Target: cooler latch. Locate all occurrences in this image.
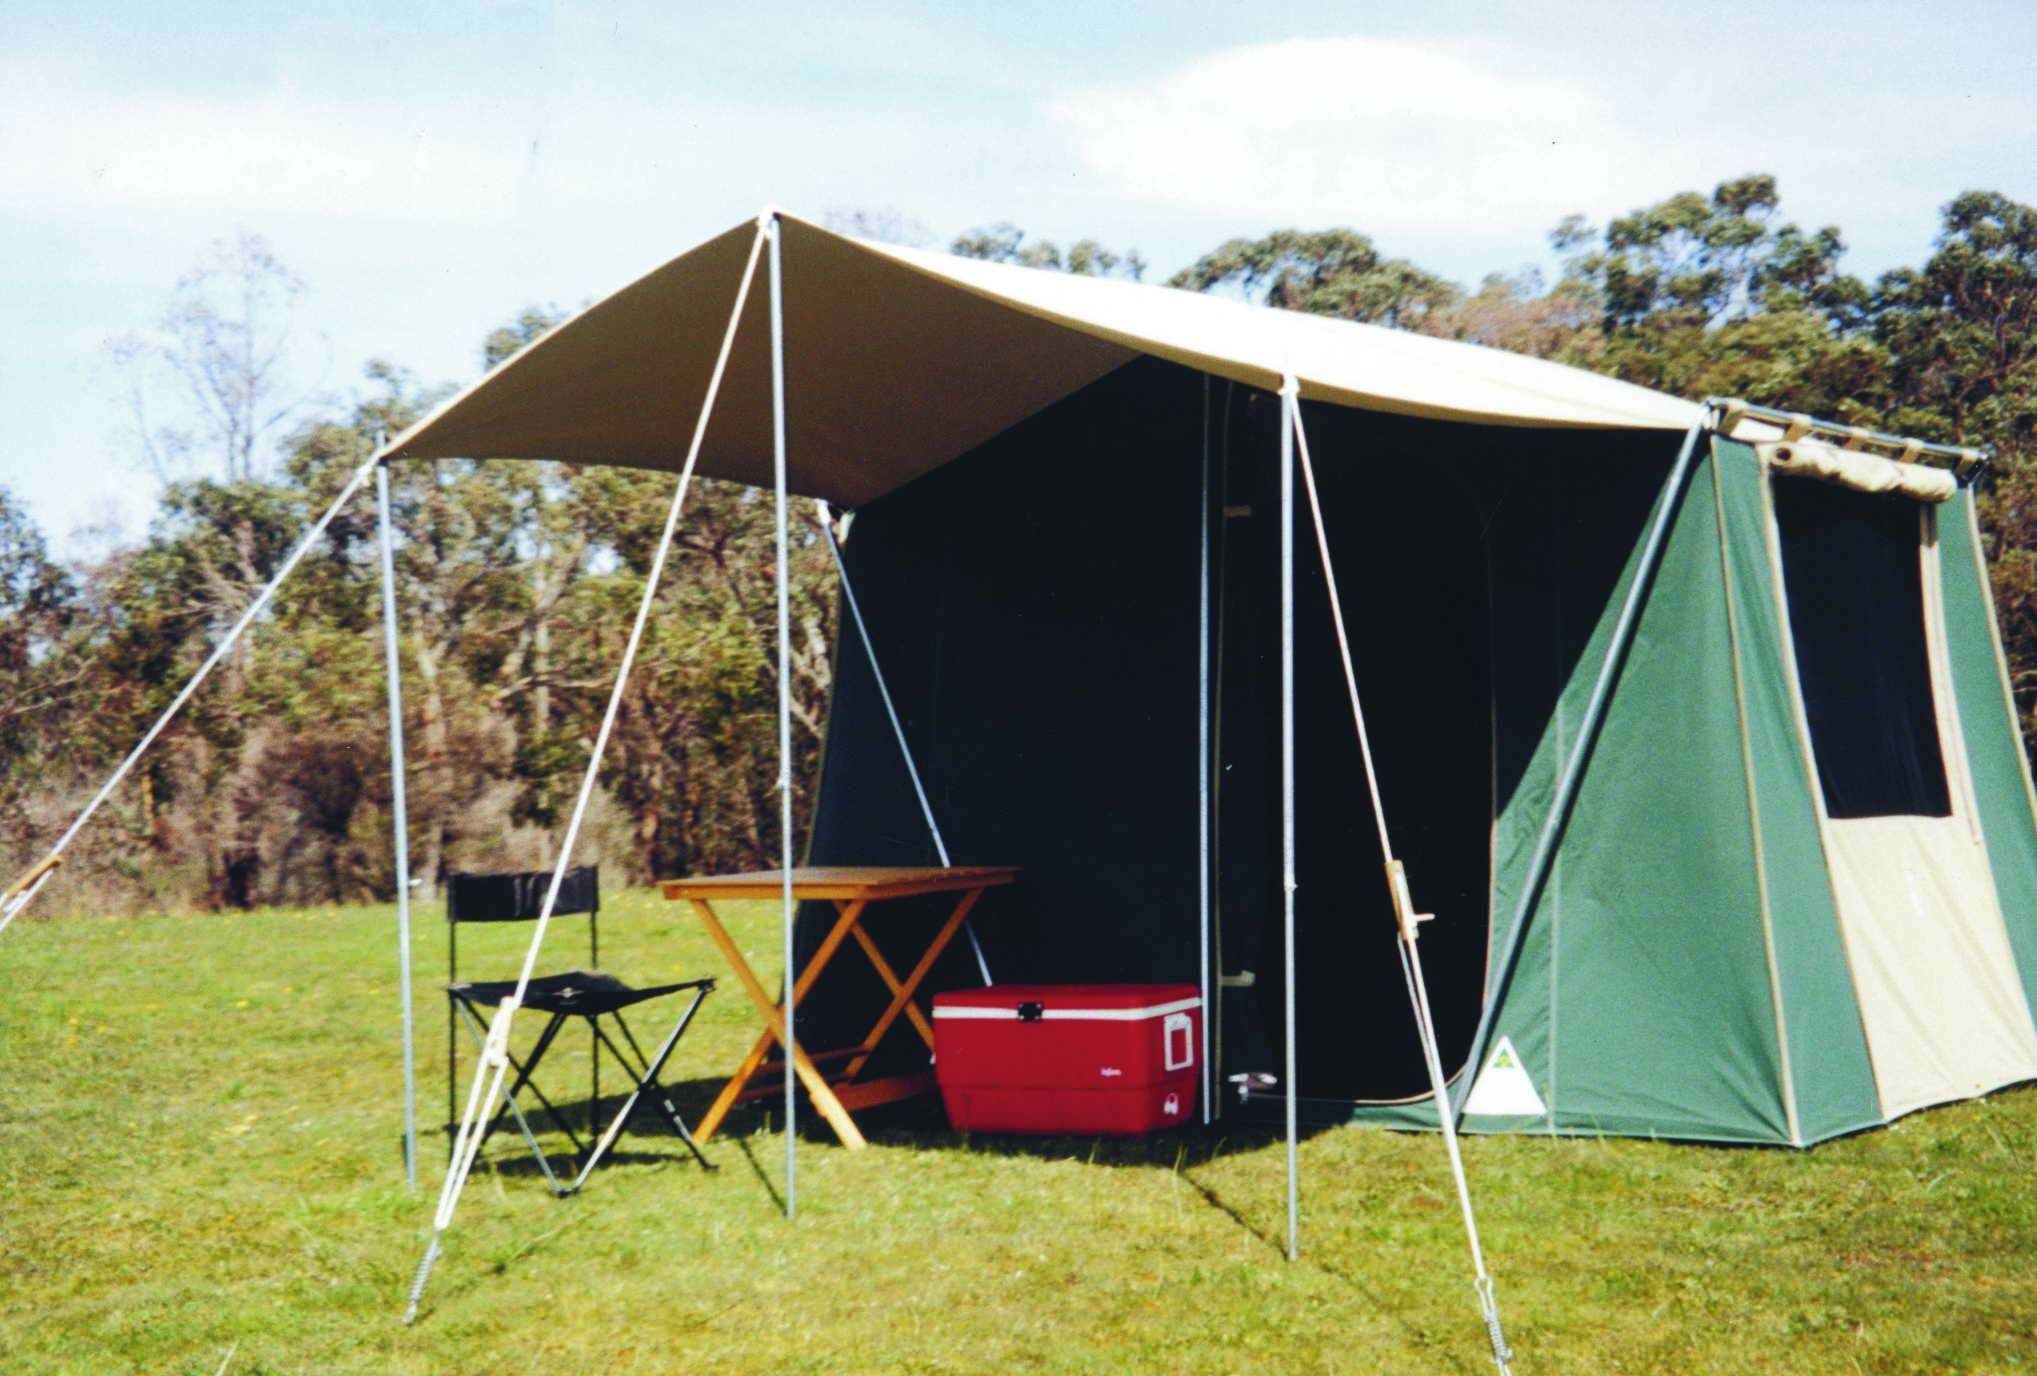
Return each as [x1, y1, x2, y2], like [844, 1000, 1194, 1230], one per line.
[1164, 1012, 1195, 1070]
[1017, 1000, 1045, 1023]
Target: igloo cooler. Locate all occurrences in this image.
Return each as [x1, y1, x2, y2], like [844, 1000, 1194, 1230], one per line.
[932, 983, 1201, 1134]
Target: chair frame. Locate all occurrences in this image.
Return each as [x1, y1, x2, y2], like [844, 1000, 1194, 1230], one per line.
[444, 866, 715, 1193]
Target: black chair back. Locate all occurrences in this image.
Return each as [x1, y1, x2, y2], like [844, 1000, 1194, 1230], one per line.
[446, 866, 600, 924]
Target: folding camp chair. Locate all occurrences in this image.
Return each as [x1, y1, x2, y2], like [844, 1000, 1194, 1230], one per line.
[445, 866, 715, 1195]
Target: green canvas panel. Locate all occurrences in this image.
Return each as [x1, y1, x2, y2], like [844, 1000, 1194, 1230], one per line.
[1937, 491, 2037, 1015]
[1711, 438, 1883, 1144]
[1504, 447, 1789, 1142]
[1469, 447, 1680, 1132]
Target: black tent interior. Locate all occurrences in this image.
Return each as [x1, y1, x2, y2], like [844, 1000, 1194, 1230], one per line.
[793, 356, 1684, 1113]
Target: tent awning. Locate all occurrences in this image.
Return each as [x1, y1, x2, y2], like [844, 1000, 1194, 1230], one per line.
[385, 212, 1703, 508]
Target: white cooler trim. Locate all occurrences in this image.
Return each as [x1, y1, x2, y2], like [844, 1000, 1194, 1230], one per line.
[933, 997, 1203, 1022]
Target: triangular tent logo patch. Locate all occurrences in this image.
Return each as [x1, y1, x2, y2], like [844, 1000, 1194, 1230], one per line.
[1462, 1035, 1546, 1117]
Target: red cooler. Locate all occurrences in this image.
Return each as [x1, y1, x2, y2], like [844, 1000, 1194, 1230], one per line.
[932, 984, 1201, 1134]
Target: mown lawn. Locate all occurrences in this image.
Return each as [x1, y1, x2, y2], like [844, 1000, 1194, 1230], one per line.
[2, 890, 2035, 1374]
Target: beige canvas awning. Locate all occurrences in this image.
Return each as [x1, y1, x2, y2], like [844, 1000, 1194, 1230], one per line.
[385, 212, 1702, 508]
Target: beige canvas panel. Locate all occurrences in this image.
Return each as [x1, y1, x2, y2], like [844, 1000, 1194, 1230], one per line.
[385, 213, 1700, 506]
[1821, 818, 2037, 1117]
[856, 236, 1701, 431]
[1811, 507, 2037, 1120]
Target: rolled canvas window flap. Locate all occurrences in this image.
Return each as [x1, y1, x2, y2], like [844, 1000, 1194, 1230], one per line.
[1758, 439, 1957, 504]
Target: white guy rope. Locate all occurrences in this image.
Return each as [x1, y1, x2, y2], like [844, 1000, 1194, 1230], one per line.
[403, 217, 770, 1321]
[1290, 401, 1513, 1373]
[1, 453, 380, 934]
[817, 501, 992, 985]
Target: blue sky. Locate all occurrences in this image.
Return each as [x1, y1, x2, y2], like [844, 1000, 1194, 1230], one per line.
[6, 0, 2035, 554]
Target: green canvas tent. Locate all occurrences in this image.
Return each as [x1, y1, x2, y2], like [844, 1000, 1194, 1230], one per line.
[371, 214, 2037, 1150]
[20, 213, 2036, 1336]
[787, 362, 2037, 1148]
[22, 215, 2033, 1165]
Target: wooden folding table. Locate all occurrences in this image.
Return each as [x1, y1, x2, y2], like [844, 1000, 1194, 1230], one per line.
[660, 865, 1017, 1150]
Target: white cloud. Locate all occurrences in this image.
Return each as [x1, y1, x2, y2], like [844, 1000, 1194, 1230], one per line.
[0, 60, 527, 225]
[0, 55, 969, 236]
[1046, 38, 1691, 250]
[1044, 34, 2037, 277]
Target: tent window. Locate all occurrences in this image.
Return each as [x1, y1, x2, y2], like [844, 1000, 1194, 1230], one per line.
[1774, 479, 1951, 819]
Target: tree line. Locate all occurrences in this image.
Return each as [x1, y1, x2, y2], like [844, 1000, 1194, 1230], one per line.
[4, 175, 2033, 916]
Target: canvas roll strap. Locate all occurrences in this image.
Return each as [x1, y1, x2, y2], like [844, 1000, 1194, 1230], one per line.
[1757, 438, 1956, 503]
[1289, 396, 1513, 1375]
[403, 216, 770, 1322]
[1713, 395, 1988, 485]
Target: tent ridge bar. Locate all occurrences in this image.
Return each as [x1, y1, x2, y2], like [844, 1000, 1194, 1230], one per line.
[1709, 396, 1991, 483]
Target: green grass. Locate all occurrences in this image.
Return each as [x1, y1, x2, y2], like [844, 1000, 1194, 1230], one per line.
[4, 892, 2037, 1374]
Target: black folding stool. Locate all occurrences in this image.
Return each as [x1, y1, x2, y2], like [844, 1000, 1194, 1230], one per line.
[444, 866, 716, 1195]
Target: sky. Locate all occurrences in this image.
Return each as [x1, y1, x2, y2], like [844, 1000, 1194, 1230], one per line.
[5, 0, 2035, 556]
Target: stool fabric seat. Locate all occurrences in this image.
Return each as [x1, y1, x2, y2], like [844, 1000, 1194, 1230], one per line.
[443, 866, 716, 1195]
[450, 971, 701, 1019]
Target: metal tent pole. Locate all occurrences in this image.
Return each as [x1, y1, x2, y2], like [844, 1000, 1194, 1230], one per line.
[1198, 375, 1214, 1124]
[1279, 375, 1299, 1261]
[1451, 414, 1710, 1128]
[377, 460, 419, 1194]
[767, 212, 798, 1220]
[404, 220, 770, 1322]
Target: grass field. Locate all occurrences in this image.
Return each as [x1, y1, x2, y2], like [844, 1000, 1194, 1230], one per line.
[3, 891, 2036, 1374]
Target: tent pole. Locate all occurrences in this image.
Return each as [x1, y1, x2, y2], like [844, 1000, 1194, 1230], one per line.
[767, 211, 797, 1220]
[1451, 414, 1711, 1129]
[1279, 375, 1299, 1261]
[1198, 375, 1214, 1124]
[377, 459, 419, 1194]
[1, 452, 380, 935]
[404, 220, 771, 1322]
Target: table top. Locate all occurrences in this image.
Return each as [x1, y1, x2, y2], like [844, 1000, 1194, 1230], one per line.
[660, 865, 1019, 902]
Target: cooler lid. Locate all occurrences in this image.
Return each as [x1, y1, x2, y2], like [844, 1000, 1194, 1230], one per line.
[932, 983, 1200, 1020]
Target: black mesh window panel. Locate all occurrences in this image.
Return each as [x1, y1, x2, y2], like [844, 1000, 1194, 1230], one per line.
[1773, 479, 1951, 818]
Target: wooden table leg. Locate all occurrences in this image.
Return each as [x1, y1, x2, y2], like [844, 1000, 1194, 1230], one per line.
[842, 886, 986, 1081]
[849, 924, 939, 1048]
[712, 897, 870, 1097]
[687, 897, 872, 1150]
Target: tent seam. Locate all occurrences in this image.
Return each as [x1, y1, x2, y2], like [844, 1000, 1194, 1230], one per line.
[1710, 442, 1803, 1147]
[1965, 494, 2037, 837]
[1755, 457, 1891, 1128]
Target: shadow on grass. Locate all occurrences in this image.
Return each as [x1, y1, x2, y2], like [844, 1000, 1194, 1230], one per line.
[443, 1068, 1357, 1262]
[418, 1071, 1481, 1361]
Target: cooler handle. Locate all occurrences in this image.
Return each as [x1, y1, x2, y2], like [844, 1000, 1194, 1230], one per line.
[1163, 1011, 1195, 1071]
